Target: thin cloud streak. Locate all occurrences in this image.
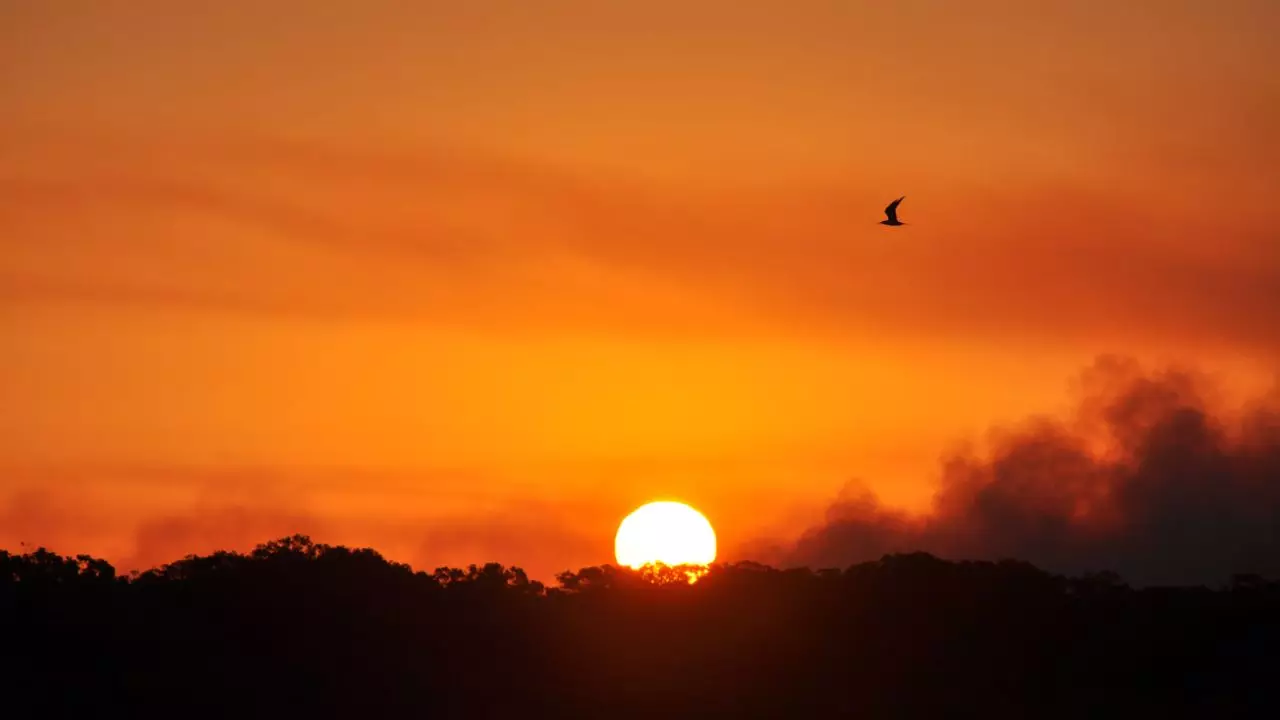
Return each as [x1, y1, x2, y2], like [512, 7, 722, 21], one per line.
[2, 133, 1279, 350]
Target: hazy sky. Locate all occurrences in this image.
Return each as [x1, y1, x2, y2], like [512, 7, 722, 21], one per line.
[2, 1, 1278, 580]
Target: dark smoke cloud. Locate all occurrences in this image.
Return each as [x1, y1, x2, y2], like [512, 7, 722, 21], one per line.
[783, 355, 1280, 585]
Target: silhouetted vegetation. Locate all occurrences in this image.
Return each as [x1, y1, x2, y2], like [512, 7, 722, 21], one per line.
[2, 536, 1277, 718]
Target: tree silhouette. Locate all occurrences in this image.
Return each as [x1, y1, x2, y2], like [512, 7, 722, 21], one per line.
[1, 536, 1277, 718]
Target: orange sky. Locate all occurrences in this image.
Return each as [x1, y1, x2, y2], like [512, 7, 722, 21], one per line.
[2, 1, 1278, 581]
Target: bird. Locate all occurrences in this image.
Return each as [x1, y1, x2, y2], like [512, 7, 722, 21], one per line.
[880, 196, 905, 226]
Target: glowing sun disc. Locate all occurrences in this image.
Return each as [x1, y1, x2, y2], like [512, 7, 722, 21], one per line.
[614, 501, 717, 569]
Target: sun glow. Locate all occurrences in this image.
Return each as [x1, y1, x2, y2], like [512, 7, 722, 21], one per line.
[614, 501, 717, 572]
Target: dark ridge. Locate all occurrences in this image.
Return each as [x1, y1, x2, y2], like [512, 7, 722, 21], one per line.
[3, 535, 1277, 719]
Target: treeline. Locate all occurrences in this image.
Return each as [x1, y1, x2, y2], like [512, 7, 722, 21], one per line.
[3, 535, 1278, 719]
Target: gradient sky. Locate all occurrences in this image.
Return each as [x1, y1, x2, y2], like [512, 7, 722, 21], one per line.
[2, 1, 1278, 580]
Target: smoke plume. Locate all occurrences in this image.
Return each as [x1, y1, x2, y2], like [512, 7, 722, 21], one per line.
[784, 355, 1280, 585]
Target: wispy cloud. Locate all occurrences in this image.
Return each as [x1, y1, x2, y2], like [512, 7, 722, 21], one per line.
[4, 130, 1277, 350]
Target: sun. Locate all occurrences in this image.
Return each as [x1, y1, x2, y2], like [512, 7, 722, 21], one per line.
[614, 501, 717, 570]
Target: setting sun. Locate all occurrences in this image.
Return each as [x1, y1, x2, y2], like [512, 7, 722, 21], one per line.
[614, 501, 717, 569]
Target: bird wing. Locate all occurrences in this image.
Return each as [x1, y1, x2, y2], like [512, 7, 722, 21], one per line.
[884, 196, 904, 221]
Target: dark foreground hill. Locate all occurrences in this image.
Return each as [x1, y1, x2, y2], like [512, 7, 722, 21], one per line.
[2, 535, 1277, 719]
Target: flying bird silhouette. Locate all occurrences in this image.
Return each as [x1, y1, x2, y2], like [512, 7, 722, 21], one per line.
[880, 196, 905, 226]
